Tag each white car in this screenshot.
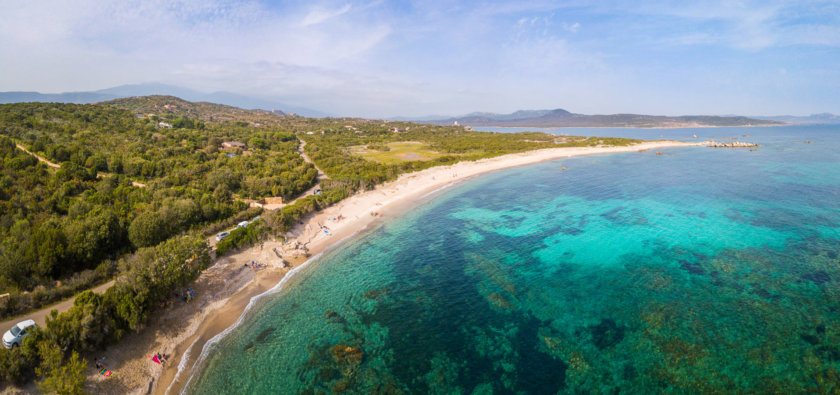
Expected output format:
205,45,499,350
215,231,230,241
236,221,249,229
2,319,37,349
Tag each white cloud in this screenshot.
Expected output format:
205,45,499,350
0,1,391,91
0,0,836,117
300,4,352,27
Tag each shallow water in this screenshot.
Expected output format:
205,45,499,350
188,125,840,393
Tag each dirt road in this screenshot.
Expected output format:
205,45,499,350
0,280,115,339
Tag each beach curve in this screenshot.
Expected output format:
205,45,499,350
97,140,699,395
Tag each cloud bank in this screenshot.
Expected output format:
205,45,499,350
0,0,837,117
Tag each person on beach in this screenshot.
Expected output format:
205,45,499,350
95,357,104,369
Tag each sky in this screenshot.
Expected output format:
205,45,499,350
0,0,838,118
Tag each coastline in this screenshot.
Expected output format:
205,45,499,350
468,123,788,129
93,140,699,395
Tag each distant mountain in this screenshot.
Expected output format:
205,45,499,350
0,83,330,118
754,113,840,125
0,90,118,104
426,109,785,128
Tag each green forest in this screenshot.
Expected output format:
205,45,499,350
0,102,318,314
0,96,642,390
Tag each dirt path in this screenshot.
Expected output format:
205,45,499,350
259,139,328,210
14,142,145,188
14,143,59,168
298,139,328,180
0,280,115,337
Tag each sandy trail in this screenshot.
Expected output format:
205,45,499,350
14,142,146,187
256,139,328,210
14,143,59,168
85,141,699,394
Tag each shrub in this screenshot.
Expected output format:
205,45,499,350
36,342,86,395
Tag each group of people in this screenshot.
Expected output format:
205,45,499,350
246,260,262,271
155,352,169,364
318,222,332,235
183,288,195,303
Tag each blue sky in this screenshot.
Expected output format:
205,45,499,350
0,0,838,117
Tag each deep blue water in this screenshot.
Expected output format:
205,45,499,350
188,125,840,393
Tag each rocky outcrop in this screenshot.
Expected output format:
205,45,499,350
704,141,759,148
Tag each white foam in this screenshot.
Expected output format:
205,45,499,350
164,335,198,394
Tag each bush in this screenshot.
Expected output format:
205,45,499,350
0,346,32,385
0,329,42,386
36,342,86,395
367,143,390,151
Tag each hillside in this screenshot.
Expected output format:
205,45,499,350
430,108,785,128
754,113,840,125
101,95,286,123
0,83,329,117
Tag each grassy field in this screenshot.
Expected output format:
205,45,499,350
350,141,448,164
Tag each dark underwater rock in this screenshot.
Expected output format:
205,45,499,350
801,333,820,345
816,346,840,362
590,319,625,350
680,259,706,275
255,327,274,343
751,286,780,300
600,207,649,226
801,270,831,285
331,344,364,365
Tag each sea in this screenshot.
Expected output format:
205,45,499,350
185,125,840,393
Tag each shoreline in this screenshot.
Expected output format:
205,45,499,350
93,140,700,395
468,123,789,129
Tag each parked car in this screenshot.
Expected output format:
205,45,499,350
215,231,230,241
3,319,37,349
237,221,249,229
313,188,322,195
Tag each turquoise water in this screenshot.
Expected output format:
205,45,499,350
188,125,840,393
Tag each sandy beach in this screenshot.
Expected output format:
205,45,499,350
80,140,699,394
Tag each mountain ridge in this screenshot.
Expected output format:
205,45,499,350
424,108,786,128
752,113,840,125
0,83,329,118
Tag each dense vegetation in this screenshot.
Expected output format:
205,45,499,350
0,234,209,391
0,97,645,391
0,102,316,314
